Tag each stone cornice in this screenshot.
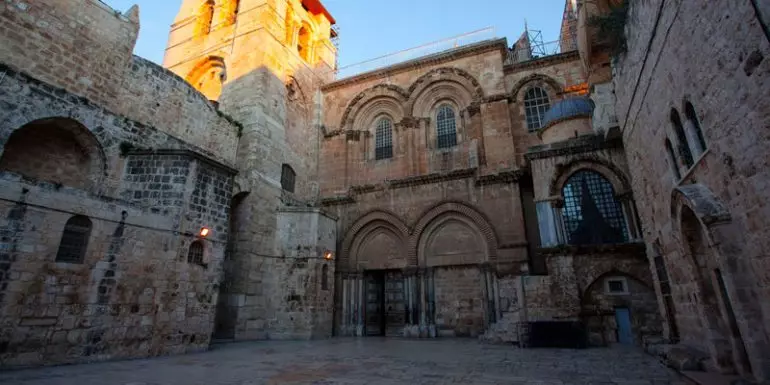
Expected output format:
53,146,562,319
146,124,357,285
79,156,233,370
475,170,527,186
320,195,355,206
525,135,624,160
504,50,580,73
537,242,646,257
387,168,477,189
322,39,508,91
127,149,239,175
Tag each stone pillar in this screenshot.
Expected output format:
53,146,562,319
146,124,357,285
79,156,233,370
426,268,436,338
355,273,364,336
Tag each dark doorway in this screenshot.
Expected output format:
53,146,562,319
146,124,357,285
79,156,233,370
364,270,406,336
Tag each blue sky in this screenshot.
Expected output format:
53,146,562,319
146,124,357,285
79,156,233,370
104,0,567,67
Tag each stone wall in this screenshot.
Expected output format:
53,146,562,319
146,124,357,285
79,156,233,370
434,266,486,337
613,0,770,379
0,59,236,366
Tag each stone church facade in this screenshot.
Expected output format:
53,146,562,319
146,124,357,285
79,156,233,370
0,0,768,381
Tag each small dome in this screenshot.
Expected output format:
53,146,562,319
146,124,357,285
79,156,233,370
542,96,593,129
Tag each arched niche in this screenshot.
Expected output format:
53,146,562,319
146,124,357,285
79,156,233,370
186,56,227,101
409,201,498,265
418,215,486,267
0,117,106,191
340,210,409,272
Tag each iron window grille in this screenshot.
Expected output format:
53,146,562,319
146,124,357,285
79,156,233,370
436,104,457,149
561,170,628,245
524,87,550,132
281,164,296,193
55,216,92,263
188,241,204,265
375,117,393,160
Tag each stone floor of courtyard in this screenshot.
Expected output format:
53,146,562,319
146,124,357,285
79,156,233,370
0,338,687,385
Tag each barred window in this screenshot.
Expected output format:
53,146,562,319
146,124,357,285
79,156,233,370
281,164,296,193
524,87,550,132
562,170,628,245
375,117,393,160
436,104,457,149
55,216,92,263
670,109,693,168
188,241,204,265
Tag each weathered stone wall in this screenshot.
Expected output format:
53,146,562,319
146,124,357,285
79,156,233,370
0,60,236,366
614,0,770,378
0,0,139,111
434,266,485,337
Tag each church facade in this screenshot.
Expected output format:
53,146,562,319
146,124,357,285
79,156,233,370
0,0,768,381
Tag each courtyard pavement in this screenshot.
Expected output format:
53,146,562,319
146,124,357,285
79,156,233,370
0,338,685,385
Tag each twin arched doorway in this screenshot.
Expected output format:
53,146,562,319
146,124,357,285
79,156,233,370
338,203,499,338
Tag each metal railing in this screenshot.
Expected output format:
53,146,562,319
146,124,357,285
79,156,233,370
505,37,578,65
332,27,497,80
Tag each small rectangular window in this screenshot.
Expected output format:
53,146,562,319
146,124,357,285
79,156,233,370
605,277,629,295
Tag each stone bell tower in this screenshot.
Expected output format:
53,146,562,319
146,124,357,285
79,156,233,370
163,0,338,340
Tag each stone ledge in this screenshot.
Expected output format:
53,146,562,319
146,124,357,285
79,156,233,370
525,134,624,160
126,149,238,175
537,242,647,257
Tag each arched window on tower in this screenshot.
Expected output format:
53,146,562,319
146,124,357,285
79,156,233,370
56,216,92,263
436,104,457,149
561,170,628,245
196,0,215,36
281,164,296,193
524,87,550,132
665,138,681,180
670,109,693,168
375,117,393,160
297,25,311,62
683,101,707,158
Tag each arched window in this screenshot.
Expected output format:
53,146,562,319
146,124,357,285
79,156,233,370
188,241,204,266
684,101,707,157
196,0,215,36
375,117,393,160
670,109,693,168
297,25,311,62
55,216,92,263
281,164,296,193
321,264,329,290
561,170,628,245
524,87,551,132
665,138,681,180
436,104,457,149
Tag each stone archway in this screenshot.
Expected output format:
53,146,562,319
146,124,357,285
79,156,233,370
671,184,757,377
0,117,106,191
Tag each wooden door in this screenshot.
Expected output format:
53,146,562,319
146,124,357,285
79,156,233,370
365,273,384,336
384,270,406,337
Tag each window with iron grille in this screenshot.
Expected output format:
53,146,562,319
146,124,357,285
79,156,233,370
436,104,457,149
375,117,393,160
562,170,628,245
281,164,296,193
188,241,204,266
524,87,550,132
55,216,92,263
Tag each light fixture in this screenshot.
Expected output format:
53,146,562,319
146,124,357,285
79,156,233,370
323,251,334,260
199,227,210,237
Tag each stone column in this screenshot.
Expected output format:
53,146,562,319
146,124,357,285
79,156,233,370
356,273,365,336
418,268,427,337
341,273,350,336
426,268,436,338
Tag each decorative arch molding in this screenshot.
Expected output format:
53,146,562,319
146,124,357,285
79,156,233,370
0,117,108,190
340,84,409,130
581,269,652,299
339,210,410,270
185,55,227,100
549,157,632,197
417,214,487,266
510,73,563,101
670,184,732,234
408,201,499,265
406,67,484,116
409,81,474,119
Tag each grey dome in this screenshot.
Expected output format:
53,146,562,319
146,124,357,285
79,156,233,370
542,96,593,128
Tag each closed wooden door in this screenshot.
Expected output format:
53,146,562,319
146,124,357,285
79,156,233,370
365,273,384,336
384,271,406,336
